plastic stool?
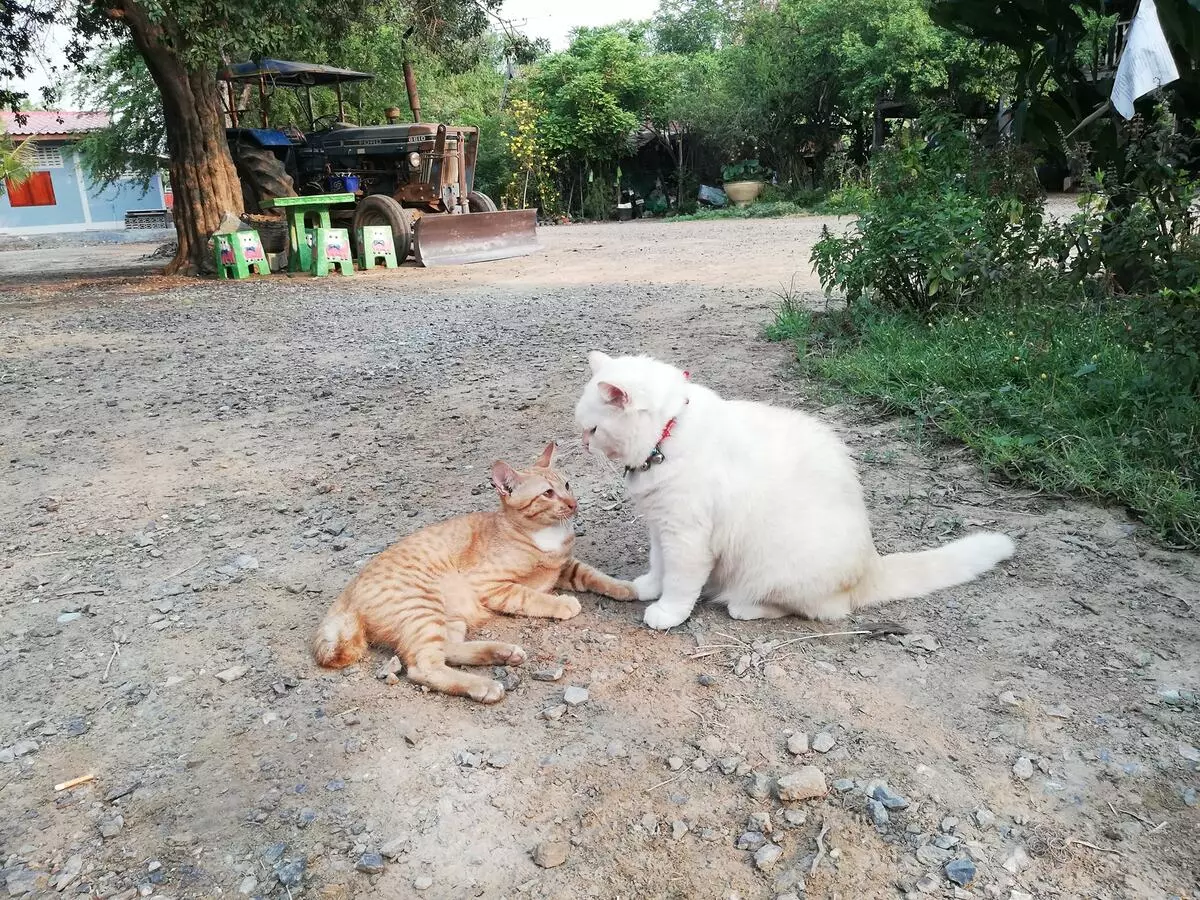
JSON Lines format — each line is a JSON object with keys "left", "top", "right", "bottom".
{"left": 213, "top": 230, "right": 269, "bottom": 279}
{"left": 314, "top": 227, "right": 354, "bottom": 277}
{"left": 357, "top": 225, "right": 398, "bottom": 269}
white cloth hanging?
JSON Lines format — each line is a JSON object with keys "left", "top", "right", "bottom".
{"left": 1111, "top": 0, "right": 1180, "bottom": 118}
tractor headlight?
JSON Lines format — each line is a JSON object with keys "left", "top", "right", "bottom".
{"left": 407, "top": 151, "right": 421, "bottom": 170}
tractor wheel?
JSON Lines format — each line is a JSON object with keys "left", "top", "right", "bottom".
{"left": 353, "top": 194, "right": 412, "bottom": 261}
{"left": 467, "top": 191, "right": 497, "bottom": 213}
{"left": 231, "top": 145, "right": 296, "bottom": 215}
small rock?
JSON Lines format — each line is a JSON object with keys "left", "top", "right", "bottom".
{"left": 672, "top": 820, "right": 688, "bottom": 840}
{"left": 99, "top": 814, "right": 124, "bottom": 839}
{"left": 54, "top": 854, "right": 84, "bottom": 891}
{"left": 1046, "top": 704, "right": 1073, "bottom": 719}
{"left": 867, "top": 798, "right": 889, "bottom": 830}
{"left": 4, "top": 869, "right": 41, "bottom": 897}
{"left": 697, "top": 674, "right": 717, "bottom": 687}
{"left": 377, "top": 656, "right": 402, "bottom": 679}
{"left": 833, "top": 778, "right": 855, "bottom": 792}
{"left": 692, "top": 756, "right": 711, "bottom": 772}
{"left": 533, "top": 840, "right": 570, "bottom": 869}
{"left": 1001, "top": 845, "right": 1030, "bottom": 874}
{"left": 734, "top": 654, "right": 751, "bottom": 676}
{"left": 413, "top": 875, "right": 434, "bottom": 891}
{"left": 667, "top": 756, "right": 684, "bottom": 771}
{"left": 1104, "top": 821, "right": 1142, "bottom": 842}
{"left": 945, "top": 858, "right": 976, "bottom": 887}
{"left": 737, "top": 831, "right": 767, "bottom": 851}
{"left": 454, "top": 750, "right": 482, "bottom": 768}
{"left": 275, "top": 857, "right": 306, "bottom": 887}
{"left": 262, "top": 843, "right": 287, "bottom": 865}
{"left": 811, "top": 732, "right": 835, "bottom": 753}
{"left": 870, "top": 783, "right": 910, "bottom": 810}
{"left": 237, "top": 875, "right": 258, "bottom": 895}
{"left": 916, "top": 844, "right": 953, "bottom": 866}
{"left": 973, "top": 806, "right": 996, "bottom": 829}
{"left": 900, "top": 633, "right": 940, "bottom": 652}
{"left": 8, "top": 739, "right": 39, "bottom": 759}
{"left": 296, "top": 808, "right": 317, "bottom": 828}
{"left": 542, "top": 704, "right": 567, "bottom": 721}
{"left": 786, "top": 733, "right": 809, "bottom": 755}
{"left": 606, "top": 742, "right": 629, "bottom": 759}
{"left": 355, "top": 852, "right": 385, "bottom": 875}
{"left": 698, "top": 735, "right": 723, "bottom": 756}
{"left": 717, "top": 756, "right": 741, "bottom": 775}
{"left": 776, "top": 766, "right": 826, "bottom": 801}
{"left": 133, "top": 532, "right": 155, "bottom": 547}
{"left": 747, "top": 811, "right": 772, "bottom": 835}
{"left": 384, "top": 672, "right": 400, "bottom": 686}
{"left": 215, "top": 665, "right": 248, "bottom": 684}
{"left": 754, "top": 844, "right": 784, "bottom": 871}
{"left": 532, "top": 666, "right": 564, "bottom": 682}
{"left": 1008, "top": 891, "right": 1034, "bottom": 900}
{"left": 746, "top": 772, "right": 773, "bottom": 799}
{"left": 563, "top": 686, "right": 589, "bottom": 707}
{"left": 998, "top": 691, "right": 1021, "bottom": 707}
{"left": 493, "top": 667, "right": 521, "bottom": 692}
{"left": 940, "top": 817, "right": 959, "bottom": 833}
{"left": 782, "top": 809, "right": 807, "bottom": 827}
{"left": 1179, "top": 744, "right": 1200, "bottom": 762}
{"left": 234, "top": 554, "right": 259, "bottom": 570}
{"left": 58, "top": 611, "right": 83, "bottom": 625}
{"left": 1012, "top": 756, "right": 1034, "bottom": 780}
{"left": 915, "top": 873, "right": 941, "bottom": 894}
{"left": 380, "top": 835, "right": 410, "bottom": 859}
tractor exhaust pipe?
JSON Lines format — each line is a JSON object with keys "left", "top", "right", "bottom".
{"left": 403, "top": 61, "right": 421, "bottom": 123}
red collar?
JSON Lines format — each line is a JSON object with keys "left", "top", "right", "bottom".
{"left": 626, "top": 397, "right": 688, "bottom": 475}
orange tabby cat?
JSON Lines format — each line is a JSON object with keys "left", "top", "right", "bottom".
{"left": 312, "top": 443, "right": 636, "bottom": 703}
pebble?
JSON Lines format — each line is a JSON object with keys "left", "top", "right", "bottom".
{"left": 4, "top": 870, "right": 40, "bottom": 897}
{"left": 916, "top": 844, "right": 953, "bottom": 866}
{"left": 1001, "top": 845, "right": 1031, "bottom": 874}
{"left": 786, "top": 733, "right": 809, "bottom": 755}
{"left": 1012, "top": 756, "right": 1034, "bottom": 780}
{"left": 782, "top": 809, "right": 807, "bottom": 827}
{"left": 871, "top": 783, "right": 910, "bottom": 810}
{"left": 833, "top": 778, "right": 855, "bottom": 792}
{"left": 734, "top": 654, "right": 751, "bottom": 676}
{"left": 748, "top": 811, "right": 772, "bottom": 834}
{"left": 1046, "top": 704, "right": 1073, "bottom": 719}
{"left": 776, "top": 766, "right": 826, "bottom": 801}
{"left": 998, "top": 691, "right": 1021, "bottom": 707}
{"left": 672, "top": 820, "right": 688, "bottom": 840}
{"left": 542, "top": 705, "right": 567, "bottom": 721}
{"left": 1180, "top": 744, "right": 1200, "bottom": 763}
{"left": 380, "top": 835, "right": 410, "bottom": 858}
{"left": 945, "top": 858, "right": 976, "bottom": 886}
{"left": 234, "top": 554, "right": 259, "bottom": 570}
{"left": 867, "top": 799, "right": 889, "bottom": 830}
{"left": 413, "top": 875, "right": 434, "bottom": 891}
{"left": 454, "top": 750, "right": 482, "bottom": 768}
{"left": 533, "top": 840, "right": 570, "bottom": 868}
{"left": 697, "top": 674, "right": 717, "bottom": 687}
{"left": 746, "top": 773, "right": 773, "bottom": 799}
{"left": 237, "top": 875, "right": 257, "bottom": 895}
{"left": 692, "top": 756, "right": 712, "bottom": 772}
{"left": 563, "top": 686, "right": 589, "bottom": 707}
{"left": 99, "top": 814, "right": 124, "bottom": 838}
{"left": 717, "top": 756, "right": 741, "bottom": 775}
{"left": 915, "top": 873, "right": 941, "bottom": 894}
{"left": 296, "top": 808, "right": 317, "bottom": 828}
{"left": 532, "top": 666, "right": 564, "bottom": 682}
{"left": 5, "top": 739, "right": 39, "bottom": 759}
{"left": 698, "top": 735, "right": 724, "bottom": 756}
{"left": 737, "top": 831, "right": 767, "bottom": 851}
{"left": 940, "top": 817, "right": 959, "bottom": 833}
{"left": 54, "top": 855, "right": 83, "bottom": 891}
{"left": 811, "top": 732, "right": 835, "bottom": 753}
{"left": 355, "top": 852, "right": 385, "bottom": 874}
{"left": 667, "top": 756, "right": 684, "bottom": 771}
{"left": 215, "top": 665, "right": 248, "bottom": 683}
{"left": 1008, "top": 892, "right": 1033, "bottom": 900}
{"left": 973, "top": 806, "right": 996, "bottom": 829}
{"left": 754, "top": 844, "right": 783, "bottom": 871}
{"left": 57, "top": 611, "right": 83, "bottom": 624}
{"left": 275, "top": 858, "right": 305, "bottom": 887}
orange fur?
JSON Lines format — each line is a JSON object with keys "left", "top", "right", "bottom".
{"left": 312, "top": 443, "right": 636, "bottom": 703}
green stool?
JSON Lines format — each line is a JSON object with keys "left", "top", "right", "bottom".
{"left": 357, "top": 225, "right": 399, "bottom": 269}
{"left": 314, "top": 227, "right": 354, "bottom": 277}
{"left": 213, "top": 230, "right": 269, "bottom": 279}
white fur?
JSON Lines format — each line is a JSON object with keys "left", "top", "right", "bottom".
{"left": 531, "top": 522, "right": 573, "bottom": 554}
{"left": 575, "top": 352, "right": 1016, "bottom": 630}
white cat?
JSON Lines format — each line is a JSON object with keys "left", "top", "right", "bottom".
{"left": 574, "top": 352, "right": 1016, "bottom": 630}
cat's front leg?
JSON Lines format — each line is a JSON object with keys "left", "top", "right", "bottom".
{"left": 633, "top": 526, "right": 664, "bottom": 601}
{"left": 557, "top": 559, "right": 637, "bottom": 601}
{"left": 643, "top": 529, "right": 712, "bottom": 630}
{"left": 482, "top": 582, "right": 581, "bottom": 620}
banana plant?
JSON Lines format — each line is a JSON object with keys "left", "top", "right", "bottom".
{"left": 0, "top": 135, "right": 35, "bottom": 191}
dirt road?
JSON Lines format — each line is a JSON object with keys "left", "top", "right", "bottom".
{"left": 1, "top": 214, "right": 1197, "bottom": 900}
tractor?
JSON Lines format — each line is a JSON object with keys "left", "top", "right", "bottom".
{"left": 217, "top": 58, "right": 537, "bottom": 266}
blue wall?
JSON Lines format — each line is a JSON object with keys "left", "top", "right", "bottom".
{"left": 0, "top": 141, "right": 164, "bottom": 233}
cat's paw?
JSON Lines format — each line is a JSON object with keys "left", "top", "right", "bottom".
{"left": 643, "top": 601, "right": 690, "bottom": 631}
{"left": 609, "top": 579, "right": 639, "bottom": 602}
{"left": 633, "top": 573, "right": 662, "bottom": 601}
{"left": 553, "top": 595, "right": 582, "bottom": 619}
{"left": 502, "top": 645, "right": 528, "bottom": 666}
{"left": 469, "top": 679, "right": 507, "bottom": 704}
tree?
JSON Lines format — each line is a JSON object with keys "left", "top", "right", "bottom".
{"left": 2, "top": 0, "right": 503, "bottom": 274}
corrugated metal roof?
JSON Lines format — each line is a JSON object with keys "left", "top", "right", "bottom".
{"left": 0, "top": 110, "right": 110, "bottom": 137}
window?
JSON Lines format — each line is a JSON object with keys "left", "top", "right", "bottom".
{"left": 29, "top": 145, "right": 64, "bottom": 169}
{"left": 5, "top": 171, "right": 57, "bottom": 207}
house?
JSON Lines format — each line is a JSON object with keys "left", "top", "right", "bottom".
{"left": 0, "top": 110, "right": 169, "bottom": 235}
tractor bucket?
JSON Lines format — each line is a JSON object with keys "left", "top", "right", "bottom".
{"left": 412, "top": 209, "right": 539, "bottom": 267}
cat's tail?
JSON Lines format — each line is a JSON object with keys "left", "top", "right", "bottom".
{"left": 312, "top": 600, "right": 368, "bottom": 669}
{"left": 855, "top": 532, "right": 1016, "bottom": 607}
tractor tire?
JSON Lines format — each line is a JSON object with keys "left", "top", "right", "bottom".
{"left": 467, "top": 190, "right": 498, "bottom": 213}
{"left": 231, "top": 145, "right": 296, "bottom": 215}
{"left": 353, "top": 194, "right": 412, "bottom": 262}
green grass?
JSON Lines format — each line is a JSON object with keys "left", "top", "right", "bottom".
{"left": 767, "top": 295, "right": 1200, "bottom": 548}
{"left": 669, "top": 200, "right": 812, "bottom": 221}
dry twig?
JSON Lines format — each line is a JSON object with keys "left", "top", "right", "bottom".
{"left": 810, "top": 820, "right": 830, "bottom": 877}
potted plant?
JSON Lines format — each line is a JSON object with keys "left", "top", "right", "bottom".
{"left": 721, "top": 159, "right": 771, "bottom": 206}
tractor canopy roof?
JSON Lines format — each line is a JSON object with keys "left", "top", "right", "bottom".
{"left": 217, "top": 59, "right": 374, "bottom": 87}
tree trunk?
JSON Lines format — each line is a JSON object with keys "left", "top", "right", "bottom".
{"left": 112, "top": 1, "right": 244, "bottom": 275}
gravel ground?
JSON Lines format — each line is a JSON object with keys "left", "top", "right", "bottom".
{"left": 1, "top": 209, "right": 1197, "bottom": 900}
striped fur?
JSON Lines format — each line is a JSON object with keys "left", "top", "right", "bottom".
{"left": 312, "top": 443, "right": 636, "bottom": 703}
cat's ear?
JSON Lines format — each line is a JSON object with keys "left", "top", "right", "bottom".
{"left": 597, "top": 381, "right": 628, "bottom": 408}
{"left": 587, "top": 350, "right": 613, "bottom": 373}
{"left": 491, "top": 461, "right": 520, "bottom": 496}
{"left": 535, "top": 441, "right": 556, "bottom": 468}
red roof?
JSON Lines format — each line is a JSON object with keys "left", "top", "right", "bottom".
{"left": 1, "top": 110, "right": 110, "bottom": 138}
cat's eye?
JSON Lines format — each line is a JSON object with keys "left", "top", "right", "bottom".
{"left": 543, "top": 488, "right": 555, "bottom": 497}
{"left": 565, "top": 482, "right": 571, "bottom": 491}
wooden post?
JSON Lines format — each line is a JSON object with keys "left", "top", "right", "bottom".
{"left": 258, "top": 74, "right": 268, "bottom": 128}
